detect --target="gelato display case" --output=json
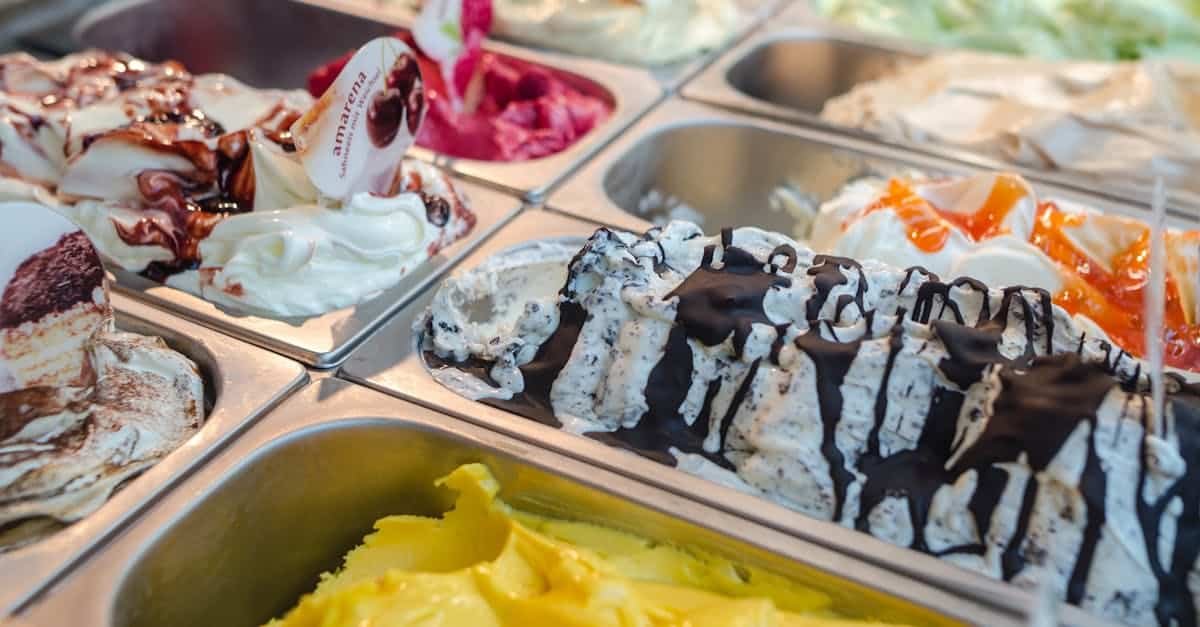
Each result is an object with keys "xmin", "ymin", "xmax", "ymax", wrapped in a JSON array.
[{"xmin": 0, "ymin": 1, "xmax": 1196, "ymax": 626}]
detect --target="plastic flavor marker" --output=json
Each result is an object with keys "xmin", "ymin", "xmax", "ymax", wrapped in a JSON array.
[
  {"xmin": 1145, "ymin": 178, "xmax": 1167, "ymax": 434},
  {"xmin": 412, "ymin": 0, "xmax": 493, "ymax": 113}
]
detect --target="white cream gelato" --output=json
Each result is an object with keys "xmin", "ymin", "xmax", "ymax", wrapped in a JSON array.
[
  {"xmin": 0, "ymin": 51, "xmax": 476, "ymax": 318},
  {"xmin": 821, "ymin": 52, "xmax": 1200, "ymax": 196}
]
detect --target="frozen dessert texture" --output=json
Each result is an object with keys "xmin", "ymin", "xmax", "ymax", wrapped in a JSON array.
[
  {"xmin": 265, "ymin": 463, "xmax": 922, "ymax": 627},
  {"xmin": 0, "ymin": 204, "xmax": 203, "ymax": 549},
  {"xmin": 0, "ymin": 50, "xmax": 476, "ymax": 317},
  {"xmin": 815, "ymin": 0, "xmax": 1200, "ymax": 62},
  {"xmin": 821, "ymin": 51, "xmax": 1200, "ymax": 196},
  {"xmin": 809, "ymin": 171, "xmax": 1200, "ymax": 371},
  {"xmin": 308, "ymin": 33, "xmax": 612, "ymax": 162},
  {"xmin": 489, "ymin": 0, "xmax": 743, "ymax": 67},
  {"xmin": 422, "ymin": 221, "xmax": 1200, "ymax": 626},
  {"xmin": 339, "ymin": 0, "xmax": 744, "ymax": 66}
]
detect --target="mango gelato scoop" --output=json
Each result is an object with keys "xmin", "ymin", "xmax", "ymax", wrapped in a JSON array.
[{"xmin": 265, "ymin": 464, "xmax": 916, "ymax": 627}]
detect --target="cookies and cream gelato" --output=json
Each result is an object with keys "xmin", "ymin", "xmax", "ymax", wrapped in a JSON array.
[
  {"xmin": 0, "ymin": 203, "xmax": 203, "ymax": 549},
  {"xmin": 422, "ymin": 221, "xmax": 1200, "ymax": 626}
]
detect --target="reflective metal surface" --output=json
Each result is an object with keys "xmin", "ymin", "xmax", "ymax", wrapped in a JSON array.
[
  {"xmin": 18, "ymin": 378, "xmax": 1020, "ymax": 626},
  {"xmin": 340, "ymin": 209, "xmax": 1112, "ymax": 626},
  {"xmin": 707, "ymin": 32, "xmax": 922, "ymax": 122},
  {"xmin": 0, "ymin": 293, "xmax": 307, "ymax": 617},
  {"xmin": 683, "ymin": 20, "xmax": 1200, "ymax": 214},
  {"xmin": 74, "ymin": 0, "xmax": 662, "ymax": 200},
  {"xmin": 100, "ymin": 179, "xmax": 520, "ymax": 369},
  {"xmin": 548, "ymin": 98, "xmax": 1200, "ymax": 236}
]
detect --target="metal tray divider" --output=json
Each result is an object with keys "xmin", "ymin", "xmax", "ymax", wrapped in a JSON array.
[{"xmin": 13, "ymin": 378, "xmax": 1041, "ymax": 626}]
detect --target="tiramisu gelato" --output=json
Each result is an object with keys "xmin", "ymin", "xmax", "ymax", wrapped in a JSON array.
[
  {"xmin": 266, "ymin": 463, "xmax": 918, "ymax": 627},
  {"xmin": 1, "ymin": 203, "xmax": 203, "ymax": 549},
  {"xmin": 421, "ymin": 221, "xmax": 1200, "ymax": 626},
  {"xmin": 809, "ymin": 171, "xmax": 1200, "ymax": 371},
  {"xmin": 0, "ymin": 50, "xmax": 476, "ymax": 317},
  {"xmin": 308, "ymin": 33, "xmax": 612, "ymax": 162},
  {"xmin": 816, "ymin": 0, "xmax": 1200, "ymax": 62},
  {"xmin": 821, "ymin": 51, "xmax": 1200, "ymax": 196}
]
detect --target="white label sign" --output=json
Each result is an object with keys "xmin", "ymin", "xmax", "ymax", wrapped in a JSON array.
[{"xmin": 291, "ymin": 37, "xmax": 426, "ymax": 199}]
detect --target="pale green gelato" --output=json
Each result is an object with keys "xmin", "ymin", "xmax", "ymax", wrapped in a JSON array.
[{"xmin": 815, "ymin": 0, "xmax": 1200, "ymax": 61}]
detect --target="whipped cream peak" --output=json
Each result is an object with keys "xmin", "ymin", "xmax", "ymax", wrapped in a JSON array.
[{"xmin": 423, "ymin": 220, "xmax": 1200, "ymax": 626}]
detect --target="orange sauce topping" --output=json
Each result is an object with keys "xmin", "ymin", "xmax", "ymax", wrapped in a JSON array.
[
  {"xmin": 859, "ymin": 179, "xmax": 950, "ymax": 253},
  {"xmin": 1031, "ymin": 204, "xmax": 1200, "ymax": 370},
  {"xmin": 854, "ymin": 174, "xmax": 1200, "ymax": 370},
  {"xmin": 858, "ymin": 174, "xmax": 1027, "ymax": 253}
]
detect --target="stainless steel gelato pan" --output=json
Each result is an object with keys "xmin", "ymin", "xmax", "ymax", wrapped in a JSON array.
[
  {"xmin": 14, "ymin": 377, "xmax": 1028, "ymax": 626},
  {"xmin": 548, "ymin": 98, "xmax": 1199, "ymax": 235},
  {"xmin": 0, "ymin": 293, "xmax": 307, "ymax": 617},
  {"xmin": 74, "ymin": 0, "xmax": 662, "ymax": 200},
  {"xmin": 682, "ymin": 21, "xmax": 1200, "ymax": 214},
  {"xmin": 102, "ymin": 178, "xmax": 521, "ymax": 369},
  {"xmin": 340, "ymin": 209, "xmax": 1113, "ymax": 627}
]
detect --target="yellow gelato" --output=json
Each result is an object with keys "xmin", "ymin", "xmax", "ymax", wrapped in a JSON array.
[{"xmin": 265, "ymin": 464, "xmax": 923, "ymax": 627}]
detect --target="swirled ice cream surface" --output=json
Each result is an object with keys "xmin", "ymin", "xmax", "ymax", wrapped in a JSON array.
[
  {"xmin": 822, "ymin": 51, "xmax": 1200, "ymax": 197},
  {"xmin": 0, "ymin": 50, "xmax": 475, "ymax": 318},
  {"xmin": 423, "ymin": 220, "xmax": 1200, "ymax": 627}
]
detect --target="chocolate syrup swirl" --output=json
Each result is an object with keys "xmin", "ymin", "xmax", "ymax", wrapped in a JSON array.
[{"xmin": 668, "ymin": 229, "xmax": 792, "ymax": 359}]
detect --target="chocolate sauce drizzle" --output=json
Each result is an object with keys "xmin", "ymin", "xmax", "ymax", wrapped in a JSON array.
[{"xmin": 426, "ymin": 227, "xmax": 1200, "ymax": 626}]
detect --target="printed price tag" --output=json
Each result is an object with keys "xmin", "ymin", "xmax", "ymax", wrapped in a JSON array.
[{"xmin": 291, "ymin": 37, "xmax": 426, "ymax": 199}]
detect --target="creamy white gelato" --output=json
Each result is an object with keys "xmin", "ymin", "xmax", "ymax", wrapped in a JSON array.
[
  {"xmin": 821, "ymin": 52, "xmax": 1200, "ymax": 196},
  {"xmin": 0, "ymin": 51, "xmax": 476, "ymax": 318}
]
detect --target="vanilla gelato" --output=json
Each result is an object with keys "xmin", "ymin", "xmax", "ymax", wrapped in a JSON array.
[
  {"xmin": 0, "ymin": 51, "xmax": 476, "ymax": 318},
  {"xmin": 810, "ymin": 171, "xmax": 1200, "ymax": 371},
  {"xmin": 822, "ymin": 51, "xmax": 1200, "ymax": 196},
  {"xmin": 422, "ymin": 221, "xmax": 1200, "ymax": 626},
  {"xmin": 0, "ymin": 203, "xmax": 204, "ymax": 549}
]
